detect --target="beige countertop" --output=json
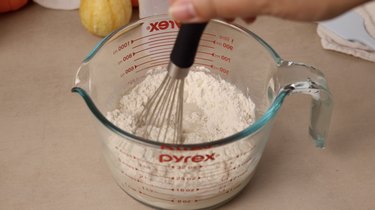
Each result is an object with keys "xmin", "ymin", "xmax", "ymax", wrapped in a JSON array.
[{"xmin": 1, "ymin": 3, "xmax": 375, "ymax": 210}]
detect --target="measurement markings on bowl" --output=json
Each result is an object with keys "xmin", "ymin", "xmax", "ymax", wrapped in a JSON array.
[
  {"xmin": 116, "ymin": 31, "xmax": 236, "ymax": 79},
  {"xmin": 114, "ymin": 143, "xmax": 255, "ymax": 200},
  {"xmin": 120, "ymin": 170, "xmax": 246, "ymax": 204},
  {"xmin": 133, "ymin": 51, "xmax": 170, "ymax": 61},
  {"xmin": 121, "ymin": 176, "xmax": 245, "ymax": 203},
  {"xmin": 120, "ymin": 167, "xmax": 249, "ymax": 193}
]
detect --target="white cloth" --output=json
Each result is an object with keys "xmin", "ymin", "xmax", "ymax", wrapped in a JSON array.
[
  {"xmin": 317, "ymin": 2, "xmax": 375, "ymax": 62},
  {"xmin": 358, "ymin": 2, "xmax": 375, "ymax": 38}
]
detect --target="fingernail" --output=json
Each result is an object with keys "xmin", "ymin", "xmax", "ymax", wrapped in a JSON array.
[{"xmin": 169, "ymin": 1, "xmax": 197, "ymax": 22}]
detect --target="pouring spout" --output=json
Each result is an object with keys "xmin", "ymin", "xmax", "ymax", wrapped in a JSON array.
[{"xmin": 72, "ymin": 62, "xmax": 90, "ymax": 93}]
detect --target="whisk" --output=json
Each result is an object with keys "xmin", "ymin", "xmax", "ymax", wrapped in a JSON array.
[{"xmin": 135, "ymin": 23, "xmax": 207, "ymax": 144}]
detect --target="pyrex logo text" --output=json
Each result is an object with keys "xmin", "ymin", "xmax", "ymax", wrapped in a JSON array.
[
  {"xmin": 147, "ymin": 20, "xmax": 180, "ymax": 32},
  {"xmin": 159, "ymin": 153, "xmax": 216, "ymax": 163}
]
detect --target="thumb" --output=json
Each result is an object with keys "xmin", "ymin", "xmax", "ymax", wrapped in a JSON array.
[{"xmin": 169, "ymin": 0, "xmax": 264, "ymax": 22}]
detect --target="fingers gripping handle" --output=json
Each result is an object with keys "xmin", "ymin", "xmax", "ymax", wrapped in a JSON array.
[
  {"xmin": 170, "ymin": 23, "xmax": 208, "ymax": 68},
  {"xmin": 278, "ymin": 61, "xmax": 333, "ymax": 148}
]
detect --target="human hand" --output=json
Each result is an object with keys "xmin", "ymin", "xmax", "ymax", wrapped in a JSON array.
[{"xmin": 168, "ymin": 0, "xmax": 371, "ymax": 23}]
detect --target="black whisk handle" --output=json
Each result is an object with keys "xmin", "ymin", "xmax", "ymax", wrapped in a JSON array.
[{"xmin": 170, "ymin": 23, "xmax": 208, "ymax": 68}]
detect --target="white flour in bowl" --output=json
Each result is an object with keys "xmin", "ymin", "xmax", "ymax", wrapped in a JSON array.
[
  {"xmin": 105, "ymin": 66, "xmax": 258, "ymax": 209},
  {"xmin": 107, "ymin": 66, "xmax": 255, "ymax": 143}
]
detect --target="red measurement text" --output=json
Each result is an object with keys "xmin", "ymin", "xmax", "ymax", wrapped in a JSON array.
[
  {"xmin": 219, "ymin": 67, "xmax": 229, "ymax": 75},
  {"xmin": 172, "ymin": 199, "xmax": 197, "ymax": 203},
  {"xmin": 221, "ymin": 55, "xmax": 231, "ymax": 63},
  {"xmin": 171, "ymin": 165, "xmax": 202, "ymax": 170},
  {"xmin": 223, "ymin": 43, "xmax": 234, "ymax": 51},
  {"xmin": 173, "ymin": 188, "xmax": 199, "ymax": 192},
  {"xmin": 118, "ymin": 41, "xmax": 132, "ymax": 51},
  {"xmin": 219, "ymin": 35, "xmax": 230, "ymax": 41},
  {"xmin": 124, "ymin": 65, "xmax": 136, "ymax": 74},
  {"xmin": 123, "ymin": 53, "xmax": 133, "ymax": 62}
]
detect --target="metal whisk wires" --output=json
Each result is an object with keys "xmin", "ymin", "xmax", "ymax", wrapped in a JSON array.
[
  {"xmin": 135, "ymin": 64, "xmax": 186, "ymax": 143},
  {"xmin": 134, "ymin": 23, "xmax": 207, "ymax": 144}
]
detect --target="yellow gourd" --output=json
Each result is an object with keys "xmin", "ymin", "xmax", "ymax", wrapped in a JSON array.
[{"xmin": 80, "ymin": 0, "xmax": 132, "ymax": 37}]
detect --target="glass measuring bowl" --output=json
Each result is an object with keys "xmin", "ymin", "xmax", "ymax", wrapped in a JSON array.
[{"xmin": 72, "ymin": 15, "xmax": 333, "ymax": 210}]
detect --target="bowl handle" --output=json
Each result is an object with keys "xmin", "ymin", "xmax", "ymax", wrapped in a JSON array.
[{"xmin": 276, "ymin": 60, "xmax": 333, "ymax": 148}]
